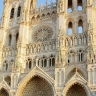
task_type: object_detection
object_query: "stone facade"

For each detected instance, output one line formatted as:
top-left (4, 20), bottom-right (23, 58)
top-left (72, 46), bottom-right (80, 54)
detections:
top-left (0, 0), bottom-right (96, 96)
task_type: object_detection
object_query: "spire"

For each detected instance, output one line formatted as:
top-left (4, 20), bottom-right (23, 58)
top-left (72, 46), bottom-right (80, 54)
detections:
top-left (46, 0), bottom-right (48, 5)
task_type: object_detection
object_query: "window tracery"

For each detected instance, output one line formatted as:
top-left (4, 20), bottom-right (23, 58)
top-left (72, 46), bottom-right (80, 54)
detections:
top-left (32, 26), bottom-right (53, 42)
top-left (49, 55), bottom-right (55, 66)
top-left (26, 59), bottom-right (32, 69)
top-left (41, 56), bottom-right (47, 67)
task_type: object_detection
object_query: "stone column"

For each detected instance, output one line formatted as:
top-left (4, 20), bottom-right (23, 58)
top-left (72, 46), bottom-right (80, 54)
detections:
top-left (80, 53), bottom-right (81, 62)
top-left (65, 0), bottom-right (68, 13)
top-left (94, 69), bottom-right (96, 84)
top-left (11, 34), bottom-right (16, 46)
top-left (36, 57), bottom-right (39, 66)
top-left (82, 0), bottom-right (86, 10)
top-left (93, 69), bottom-right (94, 85)
top-left (88, 70), bottom-right (90, 85)
top-left (6, 37), bottom-right (9, 46)
top-left (75, 53), bottom-right (77, 63)
top-left (73, 0), bottom-right (78, 12)
top-left (60, 70), bottom-right (64, 86)
top-left (75, 21), bottom-right (78, 34)
top-left (71, 54), bottom-right (73, 63)
top-left (11, 74), bottom-right (14, 89)
top-left (55, 72), bottom-right (57, 87)
top-left (39, 59), bottom-right (42, 68)
top-left (57, 72), bottom-right (59, 87)
top-left (47, 58), bottom-right (49, 67)
top-left (59, 71), bottom-right (61, 86)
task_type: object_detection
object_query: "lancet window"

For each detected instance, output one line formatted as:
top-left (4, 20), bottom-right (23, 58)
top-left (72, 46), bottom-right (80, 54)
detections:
top-left (26, 59), bottom-right (32, 69)
top-left (77, 0), bottom-right (83, 11)
top-left (78, 19), bottom-right (83, 33)
top-left (41, 57), bottom-right (47, 67)
top-left (17, 6), bottom-right (21, 17)
top-left (68, 22), bottom-right (73, 35)
top-left (16, 33), bottom-right (19, 43)
top-left (10, 8), bottom-right (14, 19)
top-left (68, 0), bottom-right (73, 13)
top-left (78, 50), bottom-right (83, 62)
top-left (9, 34), bottom-right (12, 46)
top-left (49, 55), bottom-right (55, 66)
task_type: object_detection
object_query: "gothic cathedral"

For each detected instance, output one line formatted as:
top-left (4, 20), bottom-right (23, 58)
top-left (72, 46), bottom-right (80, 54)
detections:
top-left (0, 0), bottom-right (96, 96)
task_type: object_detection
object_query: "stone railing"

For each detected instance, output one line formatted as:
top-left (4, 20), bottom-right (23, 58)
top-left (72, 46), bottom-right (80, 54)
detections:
top-left (26, 39), bottom-right (56, 55)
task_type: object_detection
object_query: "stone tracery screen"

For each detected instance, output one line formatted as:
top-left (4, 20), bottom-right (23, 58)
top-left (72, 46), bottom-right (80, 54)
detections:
top-left (21, 76), bottom-right (54, 96)
top-left (32, 26), bottom-right (53, 42)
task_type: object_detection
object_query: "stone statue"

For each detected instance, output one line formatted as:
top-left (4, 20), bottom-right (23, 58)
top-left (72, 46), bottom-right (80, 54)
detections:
top-left (59, 0), bottom-right (63, 12)
top-left (66, 39), bottom-right (68, 47)
top-left (79, 38), bottom-right (82, 45)
top-left (87, 0), bottom-right (90, 6)
top-left (84, 36), bottom-right (86, 44)
top-left (74, 37), bottom-right (77, 45)
top-left (22, 7), bottom-right (26, 22)
top-left (88, 20), bottom-right (93, 30)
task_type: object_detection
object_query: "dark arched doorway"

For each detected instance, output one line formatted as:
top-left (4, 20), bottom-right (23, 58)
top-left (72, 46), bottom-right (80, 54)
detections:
top-left (66, 83), bottom-right (87, 96)
top-left (22, 76), bottom-right (54, 96)
top-left (0, 88), bottom-right (9, 96)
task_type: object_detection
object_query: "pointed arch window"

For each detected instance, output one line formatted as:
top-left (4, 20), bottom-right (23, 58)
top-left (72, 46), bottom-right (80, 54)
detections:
top-left (52, 58), bottom-right (55, 66)
top-left (49, 55), bottom-right (55, 67)
top-left (16, 33), bottom-right (19, 43)
top-left (26, 59), bottom-right (32, 69)
top-left (41, 57), bottom-right (47, 67)
top-left (78, 20), bottom-right (83, 33)
top-left (44, 59), bottom-right (47, 67)
top-left (17, 6), bottom-right (21, 17)
top-left (9, 34), bottom-right (12, 46)
top-left (10, 8), bottom-right (14, 19)
top-left (29, 61), bottom-right (32, 69)
top-left (4, 61), bottom-right (8, 71)
top-left (77, 0), bottom-right (83, 11)
top-left (6, 63), bottom-right (8, 71)
top-left (68, 0), bottom-right (73, 13)
top-left (79, 50), bottom-right (83, 62)
top-left (68, 22), bottom-right (73, 35)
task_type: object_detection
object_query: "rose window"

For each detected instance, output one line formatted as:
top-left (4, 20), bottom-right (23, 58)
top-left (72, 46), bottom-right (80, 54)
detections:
top-left (32, 26), bottom-right (53, 42)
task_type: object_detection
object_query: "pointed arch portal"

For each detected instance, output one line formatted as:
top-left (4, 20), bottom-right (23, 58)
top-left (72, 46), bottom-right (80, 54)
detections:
top-left (66, 83), bottom-right (87, 96)
top-left (21, 76), bottom-right (54, 96)
top-left (0, 88), bottom-right (9, 96)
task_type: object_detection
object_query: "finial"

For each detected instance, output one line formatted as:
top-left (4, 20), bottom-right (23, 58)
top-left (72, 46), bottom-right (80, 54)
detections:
top-left (46, 0), bottom-right (48, 6)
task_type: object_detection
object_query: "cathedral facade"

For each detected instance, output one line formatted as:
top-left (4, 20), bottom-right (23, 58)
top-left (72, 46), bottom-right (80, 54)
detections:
top-left (0, 0), bottom-right (96, 96)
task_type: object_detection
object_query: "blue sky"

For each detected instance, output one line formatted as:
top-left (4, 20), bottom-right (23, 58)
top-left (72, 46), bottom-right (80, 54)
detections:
top-left (0, 0), bottom-right (56, 18)
top-left (0, 0), bottom-right (4, 18)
